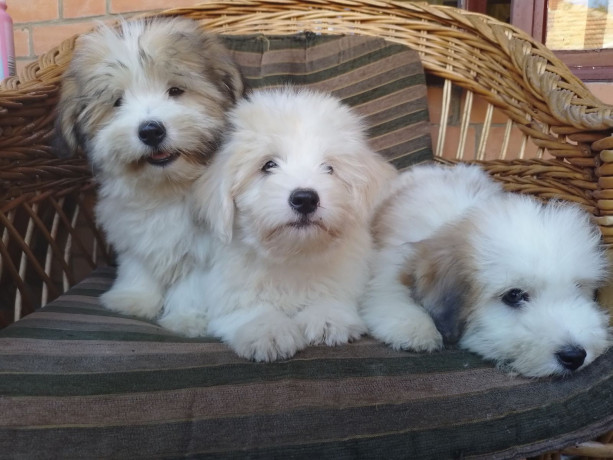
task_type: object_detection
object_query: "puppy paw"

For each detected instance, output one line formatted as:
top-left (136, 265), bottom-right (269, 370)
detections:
top-left (296, 305), bottom-right (366, 346)
top-left (100, 288), bottom-right (163, 320)
top-left (157, 312), bottom-right (209, 338)
top-left (231, 314), bottom-right (307, 362)
top-left (383, 319), bottom-right (443, 352)
top-left (158, 271), bottom-right (209, 337)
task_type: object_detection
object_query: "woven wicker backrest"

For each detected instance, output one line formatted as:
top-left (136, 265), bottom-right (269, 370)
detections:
top-left (1, 1), bottom-right (613, 325)
top-left (221, 33), bottom-right (432, 168)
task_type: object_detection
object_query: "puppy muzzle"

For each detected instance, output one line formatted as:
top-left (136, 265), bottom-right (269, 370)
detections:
top-left (289, 189), bottom-right (319, 216)
top-left (145, 150), bottom-right (181, 167)
top-left (138, 120), bottom-right (180, 167)
top-left (555, 345), bottom-right (587, 371)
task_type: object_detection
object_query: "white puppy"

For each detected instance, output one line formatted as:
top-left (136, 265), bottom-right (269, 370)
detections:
top-left (361, 163), bottom-right (610, 377)
top-left (188, 87), bottom-right (397, 361)
top-left (55, 18), bottom-right (244, 333)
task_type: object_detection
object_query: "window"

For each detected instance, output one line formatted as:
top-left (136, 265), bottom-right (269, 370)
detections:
top-left (487, 0), bottom-right (612, 80)
top-left (545, 0), bottom-right (613, 80)
top-left (548, 0), bottom-right (613, 50)
top-left (416, 0), bottom-right (613, 80)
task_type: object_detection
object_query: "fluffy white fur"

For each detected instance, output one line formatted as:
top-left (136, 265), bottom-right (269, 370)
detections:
top-left (361, 163), bottom-right (610, 377)
top-left (55, 18), bottom-right (243, 334)
top-left (185, 87), bottom-right (398, 361)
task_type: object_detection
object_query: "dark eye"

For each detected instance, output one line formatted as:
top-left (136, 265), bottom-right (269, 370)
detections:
top-left (501, 288), bottom-right (530, 308)
top-left (113, 97), bottom-right (123, 107)
top-left (261, 160), bottom-right (278, 173)
top-left (322, 164), bottom-right (334, 174)
top-left (168, 87), bottom-right (184, 97)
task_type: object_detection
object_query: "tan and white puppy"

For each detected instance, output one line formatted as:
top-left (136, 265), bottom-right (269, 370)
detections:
top-left (361, 163), bottom-right (610, 377)
top-left (55, 18), bottom-right (244, 334)
top-left (188, 87), bottom-right (397, 361)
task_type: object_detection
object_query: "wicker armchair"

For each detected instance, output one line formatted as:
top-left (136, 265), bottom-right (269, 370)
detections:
top-left (1, 1), bottom-right (613, 458)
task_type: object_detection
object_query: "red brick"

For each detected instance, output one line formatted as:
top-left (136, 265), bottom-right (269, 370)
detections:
top-left (32, 22), bottom-right (96, 55)
top-left (586, 82), bottom-right (613, 105)
top-left (426, 85), bottom-right (444, 125)
top-left (8, 0), bottom-right (59, 24)
top-left (431, 125), bottom-right (477, 161)
top-left (13, 28), bottom-right (30, 58)
top-left (425, 85), bottom-right (510, 127)
top-left (111, 0), bottom-right (196, 14)
top-left (483, 125), bottom-right (540, 161)
top-left (63, 0), bottom-right (107, 19)
top-left (461, 91), bottom-right (510, 124)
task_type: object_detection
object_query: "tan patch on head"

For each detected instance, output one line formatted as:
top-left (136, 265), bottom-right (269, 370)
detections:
top-left (130, 18), bottom-right (244, 108)
top-left (182, 141), bottom-right (221, 166)
top-left (411, 217), bottom-right (483, 343)
top-left (371, 186), bottom-right (406, 248)
top-left (229, 155), bottom-right (262, 200)
top-left (398, 268), bottom-right (414, 290)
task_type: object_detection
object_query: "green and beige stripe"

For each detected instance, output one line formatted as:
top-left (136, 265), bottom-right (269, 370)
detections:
top-left (221, 34), bottom-right (433, 169)
top-left (1, 267), bottom-right (612, 458)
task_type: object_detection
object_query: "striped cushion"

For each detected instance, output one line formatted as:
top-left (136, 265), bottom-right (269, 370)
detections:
top-left (221, 34), bottom-right (433, 169)
top-left (1, 268), bottom-right (612, 458)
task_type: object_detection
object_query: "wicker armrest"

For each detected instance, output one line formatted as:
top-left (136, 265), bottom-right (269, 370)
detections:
top-left (0, 36), bottom-right (106, 326)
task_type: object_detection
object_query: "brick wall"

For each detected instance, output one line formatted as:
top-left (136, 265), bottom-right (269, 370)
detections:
top-left (9, 0), bottom-right (198, 74)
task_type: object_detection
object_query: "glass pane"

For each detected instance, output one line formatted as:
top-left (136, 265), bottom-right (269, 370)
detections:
top-left (488, 1), bottom-right (512, 23)
top-left (547, 0), bottom-right (613, 50)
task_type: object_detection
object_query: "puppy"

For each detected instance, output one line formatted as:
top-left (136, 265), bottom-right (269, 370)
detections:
top-left (55, 18), bottom-right (244, 334)
top-left (361, 163), bottom-right (610, 377)
top-left (187, 87), bottom-right (397, 361)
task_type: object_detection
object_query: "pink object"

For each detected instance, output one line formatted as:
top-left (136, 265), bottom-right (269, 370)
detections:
top-left (0, 0), bottom-right (15, 79)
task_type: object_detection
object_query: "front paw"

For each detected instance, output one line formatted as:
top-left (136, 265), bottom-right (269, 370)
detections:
top-left (157, 311), bottom-right (208, 337)
top-left (100, 288), bottom-right (163, 320)
top-left (296, 306), bottom-right (366, 346)
top-left (231, 314), bottom-right (307, 362)
top-left (380, 318), bottom-right (443, 352)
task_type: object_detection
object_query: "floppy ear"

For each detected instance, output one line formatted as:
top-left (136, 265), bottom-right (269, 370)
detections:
top-left (53, 74), bottom-right (84, 158)
top-left (217, 55), bottom-right (246, 105)
top-left (199, 31), bottom-right (246, 105)
top-left (191, 151), bottom-right (236, 243)
top-left (410, 226), bottom-right (478, 345)
top-left (364, 152), bottom-right (398, 215)
top-left (348, 147), bottom-right (398, 221)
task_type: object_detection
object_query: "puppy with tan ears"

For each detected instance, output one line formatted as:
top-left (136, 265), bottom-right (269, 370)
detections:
top-left (186, 87), bottom-right (397, 361)
top-left (361, 163), bottom-right (610, 377)
top-left (55, 18), bottom-right (244, 334)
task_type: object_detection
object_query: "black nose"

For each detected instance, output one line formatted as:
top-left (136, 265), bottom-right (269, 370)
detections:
top-left (556, 345), bottom-right (587, 371)
top-left (289, 189), bottom-right (319, 215)
top-left (138, 121), bottom-right (166, 147)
